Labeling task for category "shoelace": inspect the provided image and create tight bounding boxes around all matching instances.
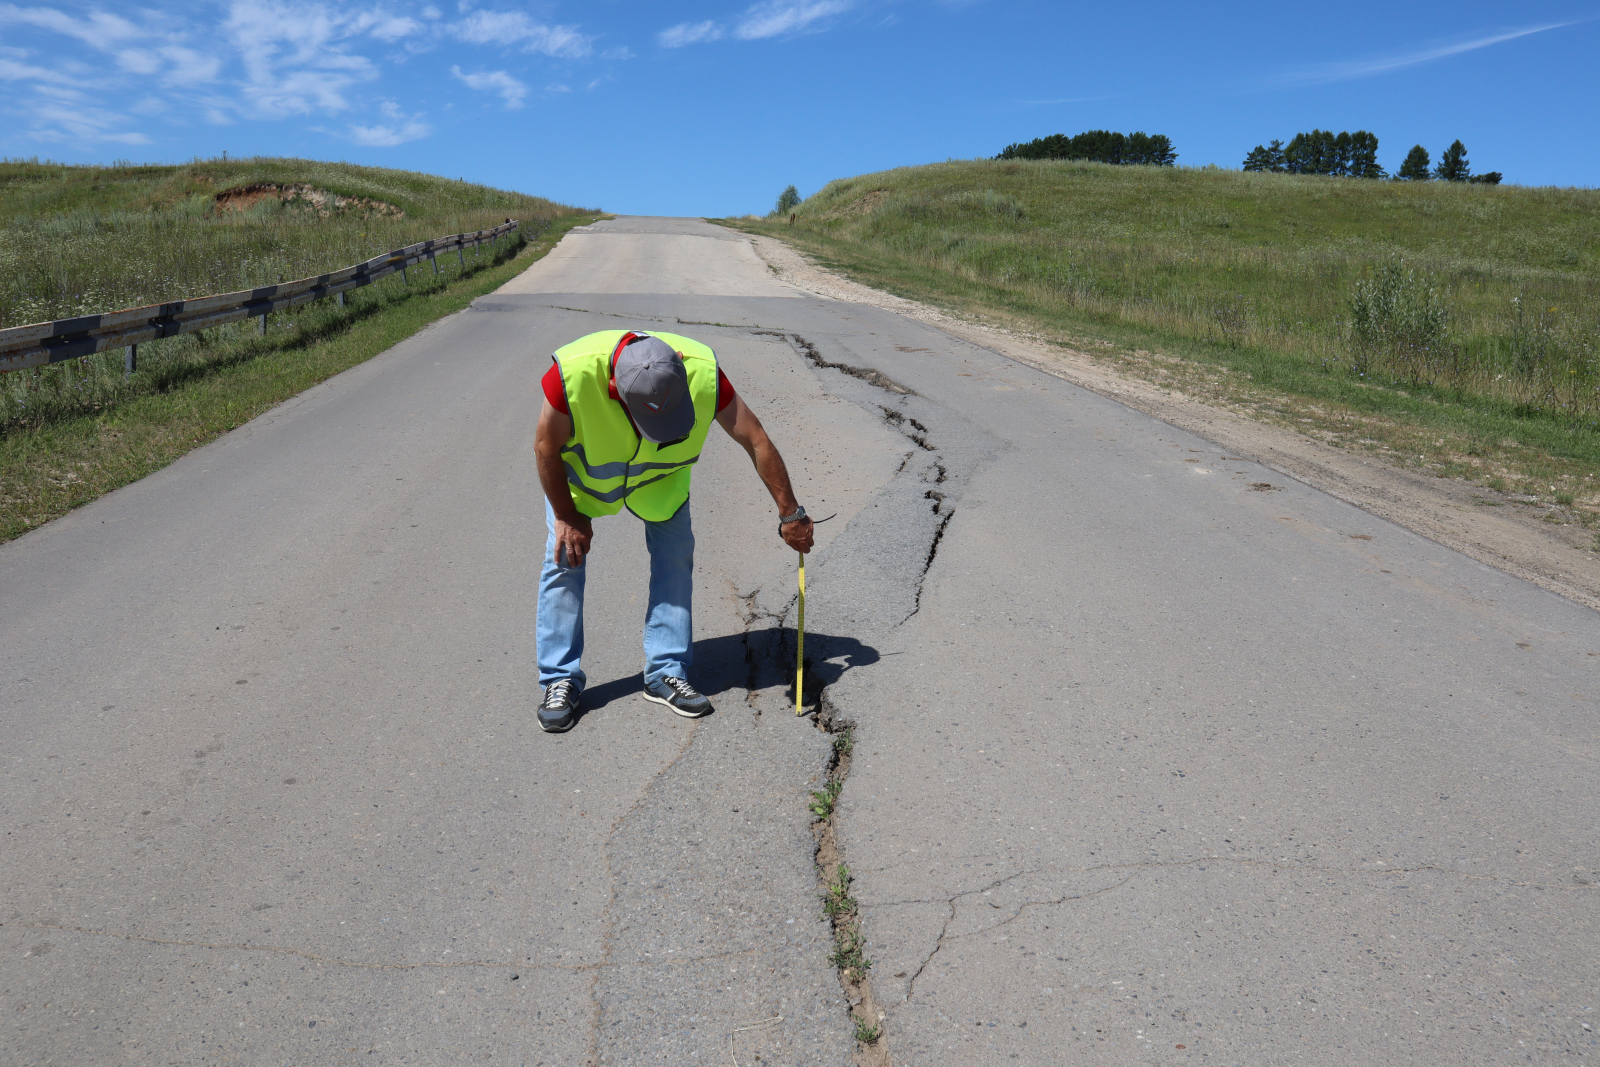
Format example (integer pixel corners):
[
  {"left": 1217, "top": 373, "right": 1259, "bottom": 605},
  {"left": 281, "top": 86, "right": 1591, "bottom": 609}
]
[
  {"left": 544, "top": 680, "right": 577, "bottom": 707},
  {"left": 663, "top": 677, "right": 701, "bottom": 699}
]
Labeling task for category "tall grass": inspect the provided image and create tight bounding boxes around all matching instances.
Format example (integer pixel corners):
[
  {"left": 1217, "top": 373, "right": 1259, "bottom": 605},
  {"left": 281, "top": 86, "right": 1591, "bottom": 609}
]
[
  {"left": 0, "top": 157, "right": 591, "bottom": 433},
  {"left": 770, "top": 160, "right": 1600, "bottom": 432}
]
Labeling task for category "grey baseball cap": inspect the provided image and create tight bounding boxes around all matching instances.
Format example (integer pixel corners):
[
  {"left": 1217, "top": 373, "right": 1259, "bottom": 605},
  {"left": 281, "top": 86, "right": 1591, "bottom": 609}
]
[{"left": 614, "top": 334, "right": 694, "bottom": 444}]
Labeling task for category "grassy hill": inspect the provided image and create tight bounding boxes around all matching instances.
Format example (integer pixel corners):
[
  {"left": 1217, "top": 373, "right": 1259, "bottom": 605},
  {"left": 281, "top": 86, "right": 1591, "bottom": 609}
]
[
  {"left": 0, "top": 157, "right": 596, "bottom": 540},
  {"left": 0, "top": 157, "right": 586, "bottom": 329},
  {"left": 727, "top": 160, "right": 1599, "bottom": 508}
]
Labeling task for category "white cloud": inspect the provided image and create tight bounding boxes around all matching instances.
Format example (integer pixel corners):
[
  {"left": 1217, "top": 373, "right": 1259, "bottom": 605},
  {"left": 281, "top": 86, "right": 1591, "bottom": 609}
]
[
  {"left": 0, "top": 52, "right": 79, "bottom": 87},
  {"left": 157, "top": 45, "right": 224, "bottom": 86},
  {"left": 350, "top": 10, "right": 423, "bottom": 42},
  {"left": 451, "top": 64, "right": 526, "bottom": 108},
  {"left": 26, "top": 100, "right": 153, "bottom": 144},
  {"left": 659, "top": 19, "right": 723, "bottom": 47},
  {"left": 1281, "top": 22, "right": 1574, "bottom": 85},
  {"left": 0, "top": 4, "right": 141, "bottom": 47},
  {"left": 449, "top": 10, "right": 592, "bottom": 57},
  {"left": 220, "top": 1, "right": 385, "bottom": 117},
  {"left": 0, "top": 1, "right": 602, "bottom": 146},
  {"left": 349, "top": 100, "right": 430, "bottom": 145},
  {"left": 735, "top": 0, "right": 850, "bottom": 39}
]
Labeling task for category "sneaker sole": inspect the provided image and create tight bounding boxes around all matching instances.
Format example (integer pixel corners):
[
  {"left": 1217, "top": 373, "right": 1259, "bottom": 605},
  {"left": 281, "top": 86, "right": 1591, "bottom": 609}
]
[
  {"left": 642, "top": 691, "right": 712, "bottom": 718},
  {"left": 536, "top": 700, "right": 579, "bottom": 733}
]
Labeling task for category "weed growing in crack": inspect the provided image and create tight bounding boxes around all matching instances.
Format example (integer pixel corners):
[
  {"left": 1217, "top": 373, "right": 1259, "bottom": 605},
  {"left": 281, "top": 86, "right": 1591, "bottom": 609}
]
[
  {"left": 808, "top": 709, "right": 886, "bottom": 1058},
  {"left": 823, "top": 863, "right": 857, "bottom": 918},
  {"left": 829, "top": 928, "right": 872, "bottom": 975},
  {"left": 809, "top": 779, "right": 842, "bottom": 819}
]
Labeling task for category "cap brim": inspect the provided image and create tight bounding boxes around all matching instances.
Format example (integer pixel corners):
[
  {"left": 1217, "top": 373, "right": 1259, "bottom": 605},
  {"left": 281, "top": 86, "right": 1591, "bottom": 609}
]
[{"left": 631, "top": 400, "right": 695, "bottom": 444}]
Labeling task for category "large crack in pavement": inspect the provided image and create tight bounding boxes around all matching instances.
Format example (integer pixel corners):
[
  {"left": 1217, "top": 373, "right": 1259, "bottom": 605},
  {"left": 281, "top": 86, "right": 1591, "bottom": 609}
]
[
  {"left": 583, "top": 322, "right": 999, "bottom": 1065},
  {"left": 733, "top": 329, "right": 1002, "bottom": 1063}
]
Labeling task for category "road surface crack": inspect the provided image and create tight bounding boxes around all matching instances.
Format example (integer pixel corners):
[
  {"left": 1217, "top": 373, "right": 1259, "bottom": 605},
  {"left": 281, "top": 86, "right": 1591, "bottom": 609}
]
[
  {"left": 900, "top": 875, "right": 1136, "bottom": 1002},
  {"left": 807, "top": 700, "right": 890, "bottom": 1065},
  {"left": 756, "top": 330, "right": 916, "bottom": 397}
]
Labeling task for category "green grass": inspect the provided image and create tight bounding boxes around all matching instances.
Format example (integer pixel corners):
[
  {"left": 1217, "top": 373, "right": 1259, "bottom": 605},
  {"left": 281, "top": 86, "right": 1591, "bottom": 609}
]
[
  {"left": 0, "top": 156, "right": 591, "bottom": 328},
  {"left": 722, "top": 160, "right": 1600, "bottom": 507},
  {"left": 0, "top": 211, "right": 598, "bottom": 543}
]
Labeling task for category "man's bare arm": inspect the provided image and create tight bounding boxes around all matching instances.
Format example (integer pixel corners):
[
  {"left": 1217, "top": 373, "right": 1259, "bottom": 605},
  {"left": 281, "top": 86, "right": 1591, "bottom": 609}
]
[
  {"left": 534, "top": 399, "right": 594, "bottom": 566},
  {"left": 716, "top": 393, "right": 815, "bottom": 553}
]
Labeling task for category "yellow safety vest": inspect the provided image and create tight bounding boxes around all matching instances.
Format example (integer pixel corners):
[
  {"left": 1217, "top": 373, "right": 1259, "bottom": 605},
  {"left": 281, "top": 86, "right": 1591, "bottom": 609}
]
[{"left": 551, "top": 330, "right": 718, "bottom": 521}]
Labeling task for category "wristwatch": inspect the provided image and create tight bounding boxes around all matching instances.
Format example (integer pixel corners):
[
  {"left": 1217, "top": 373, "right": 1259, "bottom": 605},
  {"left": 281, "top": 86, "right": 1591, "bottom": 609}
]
[{"left": 778, "top": 505, "right": 807, "bottom": 531}]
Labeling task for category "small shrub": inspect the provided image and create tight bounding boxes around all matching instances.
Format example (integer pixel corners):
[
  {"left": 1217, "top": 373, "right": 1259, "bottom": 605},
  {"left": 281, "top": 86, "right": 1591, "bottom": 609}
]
[
  {"left": 1347, "top": 260, "right": 1450, "bottom": 384},
  {"left": 775, "top": 184, "right": 801, "bottom": 215}
]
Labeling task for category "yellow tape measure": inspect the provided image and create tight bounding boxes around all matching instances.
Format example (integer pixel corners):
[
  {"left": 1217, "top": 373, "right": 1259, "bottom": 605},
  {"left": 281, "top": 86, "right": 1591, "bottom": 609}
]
[{"left": 795, "top": 551, "right": 806, "bottom": 715}]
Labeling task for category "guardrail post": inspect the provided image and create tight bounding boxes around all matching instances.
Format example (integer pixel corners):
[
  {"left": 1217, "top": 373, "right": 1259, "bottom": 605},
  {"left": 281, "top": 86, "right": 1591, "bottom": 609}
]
[
  {"left": 125, "top": 344, "right": 137, "bottom": 379},
  {"left": 431, "top": 253, "right": 439, "bottom": 276},
  {"left": 338, "top": 291, "right": 345, "bottom": 307},
  {"left": 259, "top": 313, "right": 267, "bottom": 336},
  {"left": 457, "top": 247, "right": 464, "bottom": 269},
  {"left": 402, "top": 266, "right": 408, "bottom": 285}
]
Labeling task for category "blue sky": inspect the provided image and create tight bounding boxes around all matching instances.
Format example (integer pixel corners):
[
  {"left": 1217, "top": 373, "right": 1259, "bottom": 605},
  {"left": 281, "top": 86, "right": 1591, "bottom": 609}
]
[{"left": 2, "top": 1, "right": 1595, "bottom": 215}]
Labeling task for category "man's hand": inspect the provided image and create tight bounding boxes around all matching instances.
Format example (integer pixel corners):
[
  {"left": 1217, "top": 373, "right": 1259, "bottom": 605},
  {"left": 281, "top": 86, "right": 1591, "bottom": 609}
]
[
  {"left": 781, "top": 516, "right": 815, "bottom": 554},
  {"left": 554, "top": 512, "right": 593, "bottom": 567},
  {"left": 535, "top": 397, "right": 596, "bottom": 566}
]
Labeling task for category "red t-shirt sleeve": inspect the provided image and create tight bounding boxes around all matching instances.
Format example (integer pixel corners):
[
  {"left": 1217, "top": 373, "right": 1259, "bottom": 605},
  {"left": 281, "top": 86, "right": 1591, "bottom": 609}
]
[
  {"left": 716, "top": 369, "right": 735, "bottom": 412},
  {"left": 541, "top": 361, "right": 569, "bottom": 414}
]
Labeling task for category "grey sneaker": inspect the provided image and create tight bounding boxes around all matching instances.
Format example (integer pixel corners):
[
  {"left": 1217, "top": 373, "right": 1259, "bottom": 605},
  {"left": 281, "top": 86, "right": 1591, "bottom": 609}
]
[
  {"left": 643, "top": 677, "right": 712, "bottom": 718},
  {"left": 537, "top": 679, "right": 580, "bottom": 733}
]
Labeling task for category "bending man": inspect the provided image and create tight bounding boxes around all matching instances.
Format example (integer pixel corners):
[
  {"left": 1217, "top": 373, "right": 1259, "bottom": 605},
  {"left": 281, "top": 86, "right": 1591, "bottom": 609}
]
[{"left": 533, "top": 329, "right": 814, "bottom": 733}]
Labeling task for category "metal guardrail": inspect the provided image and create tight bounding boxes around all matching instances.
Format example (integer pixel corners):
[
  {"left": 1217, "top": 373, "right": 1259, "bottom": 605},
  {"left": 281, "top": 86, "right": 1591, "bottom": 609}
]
[{"left": 0, "top": 219, "right": 520, "bottom": 374}]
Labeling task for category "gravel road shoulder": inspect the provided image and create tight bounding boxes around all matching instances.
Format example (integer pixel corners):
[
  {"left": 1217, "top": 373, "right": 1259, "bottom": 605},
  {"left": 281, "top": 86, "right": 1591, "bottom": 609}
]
[{"left": 747, "top": 233, "right": 1600, "bottom": 613}]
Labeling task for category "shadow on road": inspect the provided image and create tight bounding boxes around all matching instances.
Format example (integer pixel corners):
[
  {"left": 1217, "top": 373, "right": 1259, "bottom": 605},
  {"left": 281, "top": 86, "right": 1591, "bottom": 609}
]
[{"left": 576, "top": 630, "right": 880, "bottom": 718}]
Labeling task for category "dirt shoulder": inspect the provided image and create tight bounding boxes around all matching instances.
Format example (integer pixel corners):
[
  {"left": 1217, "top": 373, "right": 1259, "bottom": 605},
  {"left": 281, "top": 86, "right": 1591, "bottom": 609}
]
[{"left": 746, "top": 232, "right": 1600, "bottom": 614}]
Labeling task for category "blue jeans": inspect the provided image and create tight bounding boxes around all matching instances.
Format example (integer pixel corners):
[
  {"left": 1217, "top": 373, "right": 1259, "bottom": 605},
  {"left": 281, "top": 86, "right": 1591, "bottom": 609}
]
[{"left": 537, "top": 498, "right": 694, "bottom": 691}]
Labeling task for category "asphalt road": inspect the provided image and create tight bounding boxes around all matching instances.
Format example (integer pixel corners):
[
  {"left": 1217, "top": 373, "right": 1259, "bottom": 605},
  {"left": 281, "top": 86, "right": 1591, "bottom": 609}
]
[{"left": 3, "top": 217, "right": 1597, "bottom": 1066}]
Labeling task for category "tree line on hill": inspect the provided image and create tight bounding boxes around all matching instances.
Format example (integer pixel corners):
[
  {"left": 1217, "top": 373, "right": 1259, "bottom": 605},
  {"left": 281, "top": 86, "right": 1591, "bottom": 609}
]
[
  {"left": 997, "top": 130, "right": 1177, "bottom": 167},
  {"left": 1243, "top": 131, "right": 1501, "bottom": 184}
]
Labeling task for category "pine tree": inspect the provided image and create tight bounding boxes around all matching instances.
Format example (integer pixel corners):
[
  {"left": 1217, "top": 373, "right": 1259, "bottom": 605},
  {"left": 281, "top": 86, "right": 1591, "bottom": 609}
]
[
  {"left": 1468, "top": 171, "right": 1503, "bottom": 185},
  {"left": 996, "top": 131, "right": 1176, "bottom": 165},
  {"left": 1332, "top": 131, "right": 1354, "bottom": 176},
  {"left": 1348, "top": 132, "right": 1385, "bottom": 179},
  {"left": 1434, "top": 140, "right": 1470, "bottom": 182},
  {"left": 1243, "top": 143, "right": 1278, "bottom": 171},
  {"left": 1397, "top": 145, "right": 1431, "bottom": 181}
]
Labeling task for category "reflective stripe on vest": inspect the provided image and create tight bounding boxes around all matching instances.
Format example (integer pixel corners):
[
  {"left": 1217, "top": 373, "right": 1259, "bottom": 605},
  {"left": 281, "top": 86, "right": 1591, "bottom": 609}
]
[{"left": 552, "top": 330, "right": 718, "bottom": 521}]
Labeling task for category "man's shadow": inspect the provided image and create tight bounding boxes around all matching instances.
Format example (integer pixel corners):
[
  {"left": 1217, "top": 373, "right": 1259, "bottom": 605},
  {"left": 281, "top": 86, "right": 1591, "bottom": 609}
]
[{"left": 575, "top": 629, "right": 879, "bottom": 720}]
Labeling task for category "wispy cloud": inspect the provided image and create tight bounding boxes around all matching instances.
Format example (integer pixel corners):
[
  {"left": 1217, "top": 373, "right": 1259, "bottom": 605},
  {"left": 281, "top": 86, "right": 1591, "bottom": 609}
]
[
  {"left": 449, "top": 10, "right": 592, "bottom": 57},
  {"left": 0, "top": 1, "right": 603, "bottom": 148},
  {"left": 735, "top": 0, "right": 850, "bottom": 39},
  {"left": 349, "top": 100, "right": 430, "bottom": 145},
  {"left": 451, "top": 65, "right": 526, "bottom": 108},
  {"left": 1280, "top": 21, "right": 1574, "bottom": 85},
  {"left": 659, "top": 19, "right": 723, "bottom": 47},
  {"left": 0, "top": 3, "right": 142, "bottom": 46}
]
